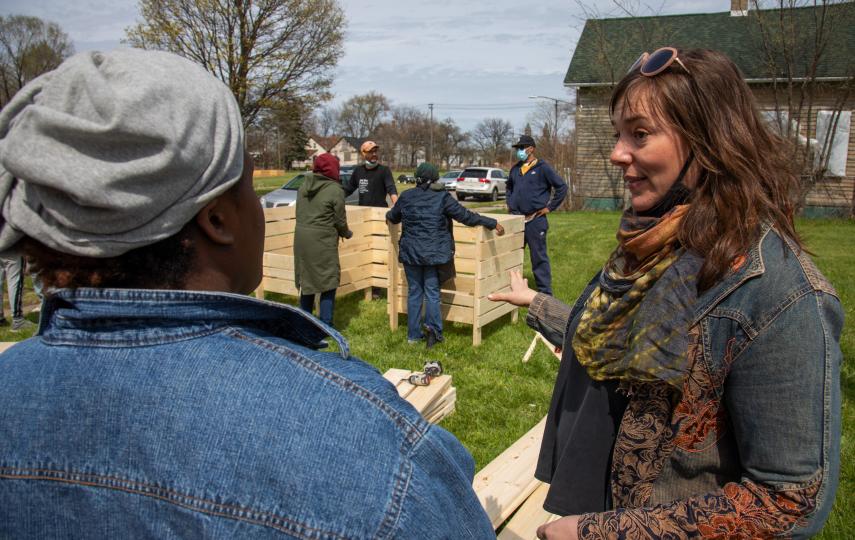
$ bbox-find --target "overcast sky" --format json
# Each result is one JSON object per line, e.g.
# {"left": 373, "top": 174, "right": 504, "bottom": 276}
{"left": 2, "top": 0, "right": 725, "bottom": 132}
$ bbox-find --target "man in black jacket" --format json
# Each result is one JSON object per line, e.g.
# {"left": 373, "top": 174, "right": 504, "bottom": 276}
{"left": 345, "top": 141, "right": 398, "bottom": 207}
{"left": 506, "top": 135, "right": 568, "bottom": 296}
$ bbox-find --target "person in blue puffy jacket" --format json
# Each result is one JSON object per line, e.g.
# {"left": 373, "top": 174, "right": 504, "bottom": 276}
{"left": 386, "top": 163, "right": 504, "bottom": 347}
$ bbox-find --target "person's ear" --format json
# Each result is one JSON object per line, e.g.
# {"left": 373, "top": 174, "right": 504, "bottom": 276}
{"left": 194, "top": 195, "right": 237, "bottom": 246}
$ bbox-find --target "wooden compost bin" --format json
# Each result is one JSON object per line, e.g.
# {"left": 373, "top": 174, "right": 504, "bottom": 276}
{"left": 256, "top": 205, "right": 525, "bottom": 345}
{"left": 385, "top": 210, "right": 526, "bottom": 346}
{"left": 255, "top": 205, "right": 382, "bottom": 301}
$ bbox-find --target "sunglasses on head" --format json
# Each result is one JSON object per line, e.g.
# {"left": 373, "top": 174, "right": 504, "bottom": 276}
{"left": 627, "top": 47, "right": 691, "bottom": 76}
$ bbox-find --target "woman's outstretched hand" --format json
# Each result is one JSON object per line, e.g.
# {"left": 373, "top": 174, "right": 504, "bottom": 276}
{"left": 494, "top": 223, "right": 505, "bottom": 236}
{"left": 536, "top": 515, "right": 579, "bottom": 540}
{"left": 487, "top": 269, "right": 537, "bottom": 307}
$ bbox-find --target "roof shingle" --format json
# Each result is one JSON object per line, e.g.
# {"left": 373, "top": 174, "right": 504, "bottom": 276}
{"left": 565, "top": 3, "right": 855, "bottom": 86}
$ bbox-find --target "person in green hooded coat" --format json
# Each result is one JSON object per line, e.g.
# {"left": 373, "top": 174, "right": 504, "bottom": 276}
{"left": 294, "top": 153, "right": 352, "bottom": 328}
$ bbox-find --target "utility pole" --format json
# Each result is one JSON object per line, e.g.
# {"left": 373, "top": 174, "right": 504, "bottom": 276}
{"left": 274, "top": 126, "right": 281, "bottom": 170}
{"left": 428, "top": 103, "right": 434, "bottom": 164}
{"left": 528, "top": 95, "right": 571, "bottom": 140}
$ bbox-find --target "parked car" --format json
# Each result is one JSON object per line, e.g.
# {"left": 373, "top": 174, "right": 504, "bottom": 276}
{"left": 438, "top": 170, "right": 461, "bottom": 191}
{"left": 397, "top": 173, "right": 416, "bottom": 184}
{"left": 259, "top": 173, "right": 358, "bottom": 208}
{"left": 455, "top": 167, "right": 507, "bottom": 201}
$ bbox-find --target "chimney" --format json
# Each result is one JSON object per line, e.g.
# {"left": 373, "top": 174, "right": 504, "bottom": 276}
{"left": 731, "top": 0, "right": 749, "bottom": 16}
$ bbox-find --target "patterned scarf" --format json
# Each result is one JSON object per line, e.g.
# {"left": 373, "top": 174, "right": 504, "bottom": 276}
{"left": 572, "top": 204, "right": 702, "bottom": 392}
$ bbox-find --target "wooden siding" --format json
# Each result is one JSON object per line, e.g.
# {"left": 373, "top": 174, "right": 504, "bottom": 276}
{"left": 574, "top": 83, "right": 854, "bottom": 214}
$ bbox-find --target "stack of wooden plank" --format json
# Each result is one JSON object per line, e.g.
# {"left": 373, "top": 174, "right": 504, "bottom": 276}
{"left": 382, "top": 368, "right": 456, "bottom": 424}
{"left": 472, "top": 415, "right": 561, "bottom": 538}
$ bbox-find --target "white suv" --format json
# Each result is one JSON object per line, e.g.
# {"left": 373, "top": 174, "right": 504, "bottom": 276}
{"left": 455, "top": 167, "right": 507, "bottom": 201}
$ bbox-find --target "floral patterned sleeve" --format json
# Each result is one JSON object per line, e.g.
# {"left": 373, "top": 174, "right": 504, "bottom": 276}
{"left": 577, "top": 476, "right": 821, "bottom": 539}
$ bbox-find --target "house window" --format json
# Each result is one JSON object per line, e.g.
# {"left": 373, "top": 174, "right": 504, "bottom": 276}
{"left": 816, "top": 110, "right": 851, "bottom": 177}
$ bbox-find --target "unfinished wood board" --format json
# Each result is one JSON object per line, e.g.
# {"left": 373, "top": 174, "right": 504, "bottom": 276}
{"left": 407, "top": 375, "right": 452, "bottom": 413}
{"left": 423, "top": 387, "right": 457, "bottom": 423}
{"left": 474, "top": 416, "right": 546, "bottom": 528}
{"left": 263, "top": 206, "right": 295, "bottom": 221}
{"left": 264, "top": 234, "right": 294, "bottom": 251}
{"left": 262, "top": 277, "right": 299, "bottom": 296}
{"left": 496, "top": 482, "right": 561, "bottom": 540}
{"left": 263, "top": 252, "right": 293, "bottom": 270}
{"left": 382, "top": 369, "right": 455, "bottom": 423}
{"left": 0, "top": 342, "right": 16, "bottom": 353}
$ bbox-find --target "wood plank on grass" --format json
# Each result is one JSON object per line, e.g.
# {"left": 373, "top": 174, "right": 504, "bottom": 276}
{"left": 474, "top": 416, "right": 547, "bottom": 528}
{"left": 406, "top": 374, "right": 452, "bottom": 413}
{"left": 423, "top": 387, "right": 456, "bottom": 422}
{"left": 496, "top": 482, "right": 560, "bottom": 540}
{"left": 382, "top": 369, "right": 418, "bottom": 399}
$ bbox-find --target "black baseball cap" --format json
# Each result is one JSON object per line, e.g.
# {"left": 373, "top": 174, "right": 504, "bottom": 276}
{"left": 512, "top": 134, "right": 536, "bottom": 148}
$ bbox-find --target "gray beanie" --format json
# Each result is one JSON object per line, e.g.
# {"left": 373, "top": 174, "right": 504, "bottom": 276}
{"left": 0, "top": 48, "right": 245, "bottom": 257}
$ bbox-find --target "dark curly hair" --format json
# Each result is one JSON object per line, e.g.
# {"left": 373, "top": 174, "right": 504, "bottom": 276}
{"left": 20, "top": 221, "right": 197, "bottom": 291}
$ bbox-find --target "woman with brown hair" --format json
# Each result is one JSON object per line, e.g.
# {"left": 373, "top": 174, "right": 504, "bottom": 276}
{"left": 490, "top": 48, "right": 842, "bottom": 539}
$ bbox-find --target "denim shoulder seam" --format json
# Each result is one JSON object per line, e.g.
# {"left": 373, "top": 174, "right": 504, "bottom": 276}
{"left": 730, "top": 286, "right": 817, "bottom": 364}
{"left": 228, "top": 328, "right": 427, "bottom": 448}
{"left": 373, "top": 454, "right": 413, "bottom": 539}
{"left": 780, "top": 231, "right": 839, "bottom": 299}
{"left": 0, "top": 467, "right": 347, "bottom": 539}
{"left": 804, "top": 291, "right": 837, "bottom": 536}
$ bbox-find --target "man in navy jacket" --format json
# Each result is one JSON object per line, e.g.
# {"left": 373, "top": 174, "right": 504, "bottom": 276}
{"left": 506, "top": 135, "right": 568, "bottom": 295}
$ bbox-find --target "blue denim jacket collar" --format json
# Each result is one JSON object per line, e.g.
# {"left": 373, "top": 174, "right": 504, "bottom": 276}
{"left": 38, "top": 288, "right": 350, "bottom": 358}
{"left": 691, "top": 224, "right": 771, "bottom": 326}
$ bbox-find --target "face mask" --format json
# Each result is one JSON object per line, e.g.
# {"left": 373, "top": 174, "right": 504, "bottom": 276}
{"left": 516, "top": 149, "right": 528, "bottom": 161}
{"left": 364, "top": 159, "right": 378, "bottom": 169}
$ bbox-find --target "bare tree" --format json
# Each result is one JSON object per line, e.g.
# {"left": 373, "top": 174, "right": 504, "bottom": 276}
{"left": 313, "top": 105, "right": 340, "bottom": 137}
{"left": 470, "top": 118, "right": 514, "bottom": 166}
{"left": 0, "top": 15, "right": 73, "bottom": 109}
{"left": 337, "top": 91, "right": 390, "bottom": 138}
{"left": 749, "top": 0, "right": 855, "bottom": 210}
{"left": 375, "top": 105, "right": 429, "bottom": 168}
{"left": 125, "top": 0, "right": 345, "bottom": 127}
{"left": 434, "top": 118, "right": 469, "bottom": 168}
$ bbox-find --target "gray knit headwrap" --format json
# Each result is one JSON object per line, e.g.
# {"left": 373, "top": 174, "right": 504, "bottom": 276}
{"left": 0, "top": 48, "right": 244, "bottom": 257}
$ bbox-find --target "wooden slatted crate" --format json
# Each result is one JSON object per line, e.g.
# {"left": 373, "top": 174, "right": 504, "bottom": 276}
{"left": 256, "top": 205, "right": 525, "bottom": 345}
{"left": 385, "top": 209, "right": 526, "bottom": 345}
{"left": 255, "top": 205, "right": 379, "bottom": 300}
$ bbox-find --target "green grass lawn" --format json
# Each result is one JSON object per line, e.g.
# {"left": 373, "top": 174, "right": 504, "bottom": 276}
{"left": 2, "top": 211, "right": 851, "bottom": 534}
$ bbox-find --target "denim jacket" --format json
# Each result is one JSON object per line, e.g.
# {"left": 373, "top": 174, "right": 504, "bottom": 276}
{"left": 529, "top": 226, "right": 843, "bottom": 538}
{"left": 0, "top": 289, "right": 494, "bottom": 539}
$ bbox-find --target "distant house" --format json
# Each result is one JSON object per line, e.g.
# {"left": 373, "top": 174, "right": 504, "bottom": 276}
{"left": 328, "top": 137, "right": 366, "bottom": 166}
{"left": 565, "top": 0, "right": 854, "bottom": 216}
{"left": 291, "top": 136, "right": 328, "bottom": 169}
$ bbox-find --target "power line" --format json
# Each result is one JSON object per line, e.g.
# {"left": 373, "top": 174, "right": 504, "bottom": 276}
{"left": 431, "top": 102, "right": 538, "bottom": 111}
